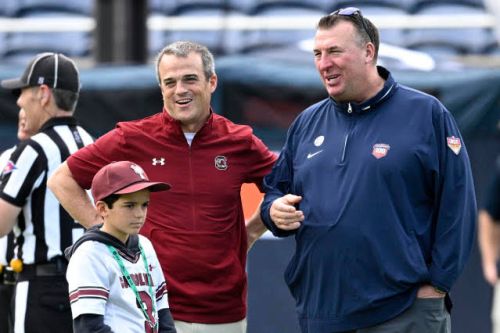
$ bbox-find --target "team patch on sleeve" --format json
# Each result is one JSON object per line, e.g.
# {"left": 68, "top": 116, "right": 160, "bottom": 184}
{"left": 1, "top": 160, "right": 16, "bottom": 176}
{"left": 446, "top": 136, "right": 461, "bottom": 155}
{"left": 69, "top": 286, "right": 109, "bottom": 304}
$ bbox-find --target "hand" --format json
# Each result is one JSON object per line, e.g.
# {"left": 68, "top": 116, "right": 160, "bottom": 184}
{"left": 270, "top": 194, "right": 304, "bottom": 231}
{"left": 482, "top": 261, "right": 498, "bottom": 286}
{"left": 416, "top": 284, "right": 446, "bottom": 298}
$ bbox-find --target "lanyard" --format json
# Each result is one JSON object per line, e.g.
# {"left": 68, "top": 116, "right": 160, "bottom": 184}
{"left": 107, "top": 243, "right": 157, "bottom": 329}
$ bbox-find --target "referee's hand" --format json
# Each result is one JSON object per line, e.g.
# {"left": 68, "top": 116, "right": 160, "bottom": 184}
{"left": 270, "top": 194, "right": 304, "bottom": 230}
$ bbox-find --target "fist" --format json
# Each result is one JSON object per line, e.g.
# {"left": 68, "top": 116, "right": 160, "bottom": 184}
{"left": 270, "top": 194, "right": 304, "bottom": 230}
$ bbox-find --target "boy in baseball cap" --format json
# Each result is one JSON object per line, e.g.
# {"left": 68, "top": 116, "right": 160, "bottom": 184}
{"left": 65, "top": 161, "right": 176, "bottom": 333}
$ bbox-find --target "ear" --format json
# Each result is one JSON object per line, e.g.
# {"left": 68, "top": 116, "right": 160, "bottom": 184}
{"left": 38, "top": 85, "right": 51, "bottom": 105}
{"left": 95, "top": 201, "right": 109, "bottom": 218}
{"left": 209, "top": 74, "right": 217, "bottom": 93}
{"left": 365, "top": 42, "right": 376, "bottom": 64}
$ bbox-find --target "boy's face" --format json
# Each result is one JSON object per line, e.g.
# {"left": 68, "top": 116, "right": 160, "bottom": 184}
{"left": 97, "top": 189, "right": 151, "bottom": 243}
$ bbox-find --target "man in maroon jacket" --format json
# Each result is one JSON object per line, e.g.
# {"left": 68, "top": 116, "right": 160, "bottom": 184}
{"left": 48, "top": 41, "right": 276, "bottom": 333}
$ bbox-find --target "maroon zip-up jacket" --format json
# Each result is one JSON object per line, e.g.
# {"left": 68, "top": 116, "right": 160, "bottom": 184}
{"left": 67, "top": 109, "right": 276, "bottom": 323}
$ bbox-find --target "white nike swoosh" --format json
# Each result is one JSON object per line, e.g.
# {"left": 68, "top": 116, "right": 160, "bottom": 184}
{"left": 307, "top": 150, "right": 323, "bottom": 159}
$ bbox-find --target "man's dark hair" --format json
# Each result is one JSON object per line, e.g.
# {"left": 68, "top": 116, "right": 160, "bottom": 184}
{"left": 317, "top": 10, "right": 380, "bottom": 61}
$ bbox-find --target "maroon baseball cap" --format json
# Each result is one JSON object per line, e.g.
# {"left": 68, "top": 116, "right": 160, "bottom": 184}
{"left": 91, "top": 161, "right": 171, "bottom": 203}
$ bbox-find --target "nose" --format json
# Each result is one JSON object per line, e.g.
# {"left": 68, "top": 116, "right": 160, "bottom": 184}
{"left": 134, "top": 206, "right": 147, "bottom": 219}
{"left": 174, "top": 82, "right": 188, "bottom": 95}
{"left": 316, "top": 54, "right": 332, "bottom": 72}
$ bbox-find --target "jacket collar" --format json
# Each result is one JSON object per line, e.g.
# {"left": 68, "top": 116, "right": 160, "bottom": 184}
{"left": 330, "top": 66, "right": 397, "bottom": 115}
{"left": 39, "top": 116, "right": 79, "bottom": 132}
{"left": 161, "top": 108, "right": 214, "bottom": 136}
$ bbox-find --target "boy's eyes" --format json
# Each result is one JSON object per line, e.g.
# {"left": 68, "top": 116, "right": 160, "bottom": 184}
{"left": 122, "top": 202, "right": 149, "bottom": 208}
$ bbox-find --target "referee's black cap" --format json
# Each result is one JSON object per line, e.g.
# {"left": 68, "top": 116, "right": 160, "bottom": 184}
{"left": 1, "top": 52, "right": 80, "bottom": 95}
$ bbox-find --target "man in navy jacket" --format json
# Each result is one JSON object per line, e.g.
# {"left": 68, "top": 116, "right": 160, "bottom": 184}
{"left": 261, "top": 7, "right": 476, "bottom": 333}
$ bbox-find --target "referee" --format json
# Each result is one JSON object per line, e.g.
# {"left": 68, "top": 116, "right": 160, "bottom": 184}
{"left": 0, "top": 109, "right": 34, "bottom": 333}
{"left": 0, "top": 53, "right": 94, "bottom": 333}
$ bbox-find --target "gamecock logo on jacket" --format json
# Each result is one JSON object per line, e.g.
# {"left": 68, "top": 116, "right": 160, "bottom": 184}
{"left": 214, "top": 155, "right": 228, "bottom": 171}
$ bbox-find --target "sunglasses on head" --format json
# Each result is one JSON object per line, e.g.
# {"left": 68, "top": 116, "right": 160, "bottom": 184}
{"left": 329, "top": 7, "right": 373, "bottom": 43}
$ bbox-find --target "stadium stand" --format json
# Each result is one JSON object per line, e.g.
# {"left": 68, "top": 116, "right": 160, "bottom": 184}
{"left": 11, "top": 0, "right": 94, "bottom": 16}
{"left": 330, "top": 0, "right": 407, "bottom": 12}
{"left": 242, "top": 3, "right": 322, "bottom": 54}
{"left": 164, "top": 5, "right": 247, "bottom": 55}
{"left": 3, "top": 10, "right": 92, "bottom": 65}
{"left": 329, "top": 2, "right": 409, "bottom": 47}
{"left": 405, "top": 2, "right": 497, "bottom": 58}
{"left": 0, "top": 0, "right": 497, "bottom": 66}
{"left": 407, "top": 0, "right": 487, "bottom": 13}
{"left": 148, "top": 0, "right": 178, "bottom": 15}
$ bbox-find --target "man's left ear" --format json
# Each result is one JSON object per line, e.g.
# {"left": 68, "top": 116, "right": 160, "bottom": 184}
{"left": 210, "top": 74, "right": 218, "bottom": 93}
{"left": 364, "top": 43, "right": 374, "bottom": 63}
{"left": 38, "top": 85, "right": 51, "bottom": 104}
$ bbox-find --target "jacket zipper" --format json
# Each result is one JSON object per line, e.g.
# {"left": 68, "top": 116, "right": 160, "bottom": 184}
{"left": 341, "top": 103, "right": 353, "bottom": 163}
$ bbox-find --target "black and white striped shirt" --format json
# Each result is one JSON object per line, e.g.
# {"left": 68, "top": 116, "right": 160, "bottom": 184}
{"left": 0, "top": 117, "right": 94, "bottom": 265}
{"left": 0, "top": 147, "right": 16, "bottom": 266}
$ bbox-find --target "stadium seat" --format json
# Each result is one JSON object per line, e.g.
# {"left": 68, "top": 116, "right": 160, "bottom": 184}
{"left": 406, "top": 3, "right": 497, "bottom": 55}
{"left": 250, "top": 0, "right": 326, "bottom": 12}
{"left": 0, "top": 0, "right": 16, "bottom": 16}
{"left": 163, "top": 6, "right": 247, "bottom": 55}
{"left": 333, "top": 4, "right": 409, "bottom": 47}
{"left": 12, "top": 0, "right": 94, "bottom": 16}
{"left": 173, "top": 0, "right": 233, "bottom": 12}
{"left": 243, "top": 4, "right": 323, "bottom": 53}
{"left": 408, "top": 0, "right": 486, "bottom": 13}
{"left": 148, "top": 19, "right": 172, "bottom": 57}
{"left": 328, "top": 0, "right": 408, "bottom": 13}
{"left": 3, "top": 11, "right": 92, "bottom": 63}
{"left": 148, "top": 0, "right": 179, "bottom": 15}
{"left": 227, "top": 0, "right": 258, "bottom": 13}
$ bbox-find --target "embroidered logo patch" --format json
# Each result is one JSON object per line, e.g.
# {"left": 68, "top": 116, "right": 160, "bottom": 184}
{"left": 447, "top": 136, "right": 461, "bottom": 155}
{"left": 372, "top": 144, "right": 390, "bottom": 159}
{"left": 2, "top": 160, "right": 16, "bottom": 176}
{"left": 314, "top": 136, "right": 324, "bottom": 147}
{"left": 214, "top": 155, "right": 228, "bottom": 171}
{"left": 130, "top": 164, "right": 146, "bottom": 179}
{"left": 152, "top": 157, "right": 165, "bottom": 166}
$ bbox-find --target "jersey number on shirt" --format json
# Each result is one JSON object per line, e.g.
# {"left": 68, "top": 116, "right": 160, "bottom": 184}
{"left": 136, "top": 291, "right": 157, "bottom": 333}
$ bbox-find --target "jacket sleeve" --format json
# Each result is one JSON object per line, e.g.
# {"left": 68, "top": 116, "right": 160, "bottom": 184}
{"left": 242, "top": 133, "right": 278, "bottom": 191}
{"left": 429, "top": 105, "right": 477, "bottom": 292}
{"left": 73, "top": 314, "right": 114, "bottom": 333}
{"left": 260, "top": 120, "right": 300, "bottom": 238}
{"left": 158, "top": 309, "right": 177, "bottom": 333}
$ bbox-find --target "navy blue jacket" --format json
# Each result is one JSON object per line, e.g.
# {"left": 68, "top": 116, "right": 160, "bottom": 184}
{"left": 261, "top": 67, "right": 477, "bottom": 332}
